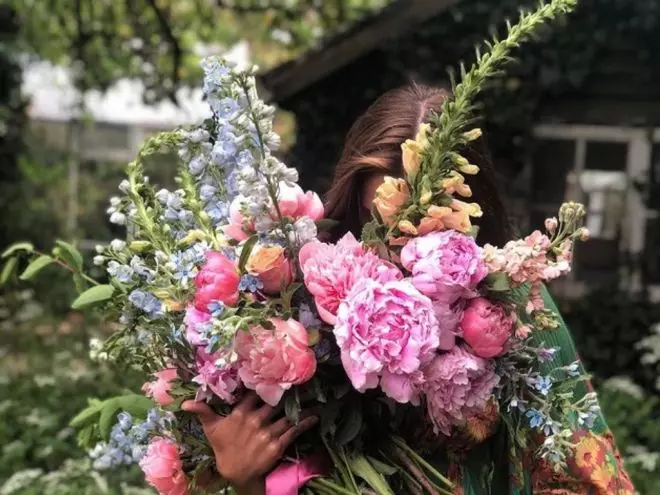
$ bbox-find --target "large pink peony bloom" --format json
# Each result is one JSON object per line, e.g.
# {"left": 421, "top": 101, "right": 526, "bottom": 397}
{"left": 461, "top": 297, "right": 514, "bottom": 358}
{"left": 139, "top": 438, "right": 189, "bottom": 495}
{"left": 401, "top": 230, "right": 488, "bottom": 304}
{"left": 194, "top": 251, "right": 240, "bottom": 311}
{"left": 423, "top": 346, "right": 500, "bottom": 435}
{"left": 142, "top": 368, "right": 178, "bottom": 406}
{"left": 299, "top": 233, "right": 402, "bottom": 324}
{"left": 192, "top": 348, "right": 241, "bottom": 404}
{"left": 183, "top": 305, "right": 211, "bottom": 346}
{"left": 224, "top": 183, "right": 324, "bottom": 242}
{"left": 335, "top": 278, "right": 441, "bottom": 404}
{"left": 235, "top": 318, "right": 316, "bottom": 406}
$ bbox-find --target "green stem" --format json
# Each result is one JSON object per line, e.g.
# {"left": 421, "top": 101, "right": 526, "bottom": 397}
{"left": 34, "top": 249, "right": 100, "bottom": 286}
{"left": 307, "top": 478, "right": 358, "bottom": 495}
{"left": 391, "top": 437, "right": 454, "bottom": 489}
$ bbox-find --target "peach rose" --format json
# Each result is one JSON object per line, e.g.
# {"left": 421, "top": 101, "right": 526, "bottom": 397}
{"left": 373, "top": 176, "right": 410, "bottom": 227}
{"left": 139, "top": 438, "right": 189, "bottom": 495}
{"left": 245, "top": 244, "right": 293, "bottom": 294}
{"left": 142, "top": 368, "right": 177, "bottom": 406}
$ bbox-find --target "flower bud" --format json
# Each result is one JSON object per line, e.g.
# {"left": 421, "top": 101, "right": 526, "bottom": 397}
{"left": 129, "top": 241, "right": 152, "bottom": 252}
{"left": 463, "top": 128, "right": 483, "bottom": 141}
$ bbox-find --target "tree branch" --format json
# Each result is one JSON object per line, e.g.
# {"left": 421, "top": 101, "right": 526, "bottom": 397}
{"left": 145, "top": 0, "right": 181, "bottom": 104}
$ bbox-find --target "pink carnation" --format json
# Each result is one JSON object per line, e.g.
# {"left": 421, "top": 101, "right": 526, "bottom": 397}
{"left": 224, "top": 183, "right": 324, "bottom": 241}
{"left": 401, "top": 231, "right": 488, "bottom": 304}
{"left": 139, "top": 438, "right": 189, "bottom": 495}
{"left": 235, "top": 318, "right": 316, "bottom": 406}
{"left": 335, "top": 278, "right": 441, "bottom": 404}
{"left": 142, "top": 368, "right": 178, "bottom": 406}
{"left": 192, "top": 348, "right": 240, "bottom": 404}
{"left": 194, "top": 251, "right": 240, "bottom": 311}
{"left": 299, "top": 233, "right": 402, "bottom": 324}
{"left": 461, "top": 298, "right": 514, "bottom": 358}
{"left": 423, "top": 346, "right": 500, "bottom": 435}
{"left": 183, "top": 305, "right": 211, "bottom": 346}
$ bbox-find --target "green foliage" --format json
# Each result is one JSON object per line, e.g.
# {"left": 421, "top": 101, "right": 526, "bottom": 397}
{"left": 0, "top": 290, "right": 146, "bottom": 491}
{"left": 71, "top": 285, "right": 114, "bottom": 310}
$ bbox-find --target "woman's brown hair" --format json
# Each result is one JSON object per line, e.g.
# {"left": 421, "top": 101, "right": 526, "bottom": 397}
{"left": 324, "top": 83, "right": 513, "bottom": 247}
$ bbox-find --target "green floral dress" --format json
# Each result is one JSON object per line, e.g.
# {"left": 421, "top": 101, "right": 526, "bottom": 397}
{"left": 422, "top": 288, "right": 635, "bottom": 495}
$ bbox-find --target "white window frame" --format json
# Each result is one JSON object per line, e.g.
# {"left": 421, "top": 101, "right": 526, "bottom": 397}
{"left": 533, "top": 124, "right": 658, "bottom": 297}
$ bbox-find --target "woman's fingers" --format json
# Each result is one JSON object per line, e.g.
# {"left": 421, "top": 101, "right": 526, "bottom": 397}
{"left": 267, "top": 416, "right": 291, "bottom": 437}
{"left": 234, "top": 391, "right": 260, "bottom": 414}
{"left": 277, "top": 415, "right": 319, "bottom": 449}
{"left": 181, "top": 400, "right": 217, "bottom": 425}
{"left": 254, "top": 402, "right": 276, "bottom": 423}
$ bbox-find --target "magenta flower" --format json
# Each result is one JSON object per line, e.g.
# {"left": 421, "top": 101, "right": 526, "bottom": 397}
{"left": 461, "top": 297, "right": 514, "bottom": 358}
{"left": 299, "top": 233, "right": 402, "bottom": 324}
{"left": 192, "top": 348, "right": 240, "bottom": 404}
{"left": 235, "top": 318, "right": 316, "bottom": 406}
{"left": 401, "top": 231, "right": 488, "bottom": 304}
{"left": 194, "top": 251, "right": 240, "bottom": 310}
{"left": 335, "top": 278, "right": 440, "bottom": 404}
{"left": 422, "top": 346, "right": 500, "bottom": 435}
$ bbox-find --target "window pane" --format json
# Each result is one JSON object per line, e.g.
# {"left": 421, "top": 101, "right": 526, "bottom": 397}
{"left": 531, "top": 139, "right": 575, "bottom": 203}
{"left": 574, "top": 239, "right": 620, "bottom": 283}
{"left": 585, "top": 141, "right": 628, "bottom": 171}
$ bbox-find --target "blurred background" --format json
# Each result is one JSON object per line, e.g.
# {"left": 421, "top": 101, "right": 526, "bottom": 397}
{"left": 1, "top": 0, "right": 660, "bottom": 493}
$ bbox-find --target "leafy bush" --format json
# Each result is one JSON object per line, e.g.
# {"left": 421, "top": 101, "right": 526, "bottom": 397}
{"left": 0, "top": 290, "right": 150, "bottom": 494}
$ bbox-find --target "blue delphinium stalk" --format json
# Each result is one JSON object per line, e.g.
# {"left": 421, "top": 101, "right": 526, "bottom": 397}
{"left": 128, "top": 290, "right": 164, "bottom": 319}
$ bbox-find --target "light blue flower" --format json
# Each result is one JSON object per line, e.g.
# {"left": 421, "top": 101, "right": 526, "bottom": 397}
{"left": 525, "top": 408, "right": 546, "bottom": 429}
{"left": 212, "top": 97, "right": 241, "bottom": 121}
{"left": 299, "top": 303, "right": 321, "bottom": 329}
{"left": 189, "top": 155, "right": 207, "bottom": 175}
{"left": 236, "top": 149, "right": 254, "bottom": 169}
{"left": 239, "top": 274, "right": 264, "bottom": 293}
{"left": 211, "top": 137, "right": 238, "bottom": 168}
{"left": 530, "top": 375, "right": 553, "bottom": 396}
{"left": 130, "top": 256, "right": 155, "bottom": 282}
{"left": 205, "top": 201, "right": 230, "bottom": 223}
{"left": 536, "top": 346, "right": 558, "bottom": 362}
{"left": 507, "top": 396, "right": 527, "bottom": 413}
{"left": 107, "top": 261, "right": 134, "bottom": 284}
{"left": 117, "top": 412, "right": 133, "bottom": 431}
{"left": 199, "top": 184, "right": 217, "bottom": 201}
{"left": 565, "top": 362, "right": 581, "bottom": 377}
{"left": 128, "top": 290, "right": 164, "bottom": 318}
{"left": 206, "top": 301, "right": 225, "bottom": 317}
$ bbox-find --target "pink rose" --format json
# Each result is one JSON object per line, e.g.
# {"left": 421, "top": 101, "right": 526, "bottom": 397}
{"left": 223, "top": 184, "right": 324, "bottom": 242}
{"left": 183, "top": 305, "right": 211, "bottom": 346}
{"left": 401, "top": 230, "right": 488, "bottom": 304}
{"left": 235, "top": 318, "right": 316, "bottom": 406}
{"left": 139, "top": 438, "right": 189, "bottom": 495}
{"left": 461, "top": 298, "right": 514, "bottom": 358}
{"left": 194, "top": 251, "right": 240, "bottom": 311}
{"left": 277, "top": 182, "right": 324, "bottom": 221}
{"left": 142, "top": 368, "right": 178, "bottom": 406}
{"left": 335, "top": 278, "right": 441, "bottom": 404}
{"left": 192, "top": 348, "right": 241, "bottom": 404}
{"left": 299, "top": 233, "right": 402, "bottom": 324}
{"left": 266, "top": 453, "right": 330, "bottom": 495}
{"left": 423, "top": 346, "right": 500, "bottom": 435}
{"left": 245, "top": 244, "right": 292, "bottom": 294}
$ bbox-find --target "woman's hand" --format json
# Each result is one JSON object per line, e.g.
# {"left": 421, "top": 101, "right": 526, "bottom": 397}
{"left": 182, "top": 392, "right": 319, "bottom": 495}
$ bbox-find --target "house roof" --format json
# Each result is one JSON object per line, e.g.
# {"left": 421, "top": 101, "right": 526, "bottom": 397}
{"left": 259, "top": 0, "right": 460, "bottom": 103}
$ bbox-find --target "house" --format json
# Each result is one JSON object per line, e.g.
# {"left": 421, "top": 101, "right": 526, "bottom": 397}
{"left": 259, "top": 0, "right": 660, "bottom": 299}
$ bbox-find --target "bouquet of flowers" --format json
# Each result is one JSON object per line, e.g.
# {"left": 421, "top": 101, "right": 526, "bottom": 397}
{"left": 1, "top": 0, "right": 591, "bottom": 493}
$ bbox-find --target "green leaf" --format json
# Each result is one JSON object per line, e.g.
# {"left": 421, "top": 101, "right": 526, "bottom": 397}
{"left": 71, "top": 284, "right": 114, "bottom": 310}
{"left": 54, "top": 239, "right": 84, "bottom": 271}
{"left": 336, "top": 401, "right": 362, "bottom": 445}
{"left": 238, "top": 234, "right": 259, "bottom": 273}
{"left": 19, "top": 255, "right": 54, "bottom": 280}
{"left": 98, "top": 399, "right": 121, "bottom": 440}
{"left": 315, "top": 218, "right": 339, "bottom": 232}
{"left": 367, "top": 457, "right": 397, "bottom": 476}
{"left": 70, "top": 399, "right": 105, "bottom": 428}
{"left": 1, "top": 242, "right": 34, "bottom": 258}
{"left": 484, "top": 273, "right": 511, "bottom": 292}
{"left": 0, "top": 257, "right": 18, "bottom": 286}
{"left": 73, "top": 273, "right": 86, "bottom": 293}
{"left": 349, "top": 455, "right": 396, "bottom": 495}
{"left": 281, "top": 283, "right": 301, "bottom": 311}
{"left": 116, "top": 394, "right": 154, "bottom": 419}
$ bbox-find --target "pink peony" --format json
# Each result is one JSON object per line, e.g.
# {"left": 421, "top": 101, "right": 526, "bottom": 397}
{"left": 423, "top": 346, "right": 500, "bottom": 435}
{"left": 194, "top": 251, "right": 240, "bottom": 311}
{"left": 401, "top": 230, "right": 488, "bottom": 304}
{"left": 334, "top": 278, "right": 441, "bottom": 404}
{"left": 461, "top": 297, "right": 514, "bottom": 358}
{"left": 235, "top": 318, "right": 316, "bottom": 406}
{"left": 299, "top": 233, "right": 403, "bottom": 324}
{"left": 183, "top": 305, "right": 211, "bottom": 346}
{"left": 245, "top": 244, "right": 292, "bottom": 294}
{"left": 139, "top": 438, "right": 189, "bottom": 495}
{"left": 192, "top": 348, "right": 240, "bottom": 404}
{"left": 433, "top": 301, "right": 464, "bottom": 351}
{"left": 223, "top": 184, "right": 324, "bottom": 242}
{"left": 142, "top": 368, "right": 178, "bottom": 406}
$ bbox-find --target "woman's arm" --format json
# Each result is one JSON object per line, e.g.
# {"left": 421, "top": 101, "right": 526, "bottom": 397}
{"left": 523, "top": 288, "right": 636, "bottom": 494}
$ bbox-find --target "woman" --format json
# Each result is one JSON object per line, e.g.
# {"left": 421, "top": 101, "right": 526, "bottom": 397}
{"left": 185, "top": 84, "right": 634, "bottom": 494}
